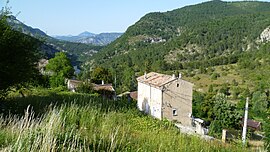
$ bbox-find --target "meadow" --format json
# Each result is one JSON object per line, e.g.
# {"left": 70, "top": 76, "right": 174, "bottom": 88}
{"left": 0, "top": 90, "right": 249, "bottom": 151}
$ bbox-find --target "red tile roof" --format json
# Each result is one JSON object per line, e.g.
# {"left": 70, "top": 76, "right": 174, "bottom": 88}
{"left": 137, "top": 72, "right": 177, "bottom": 87}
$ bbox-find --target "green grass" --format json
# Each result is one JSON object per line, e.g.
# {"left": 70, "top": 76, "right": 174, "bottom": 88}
{"left": 0, "top": 91, "right": 249, "bottom": 151}
{"left": 181, "top": 64, "right": 245, "bottom": 92}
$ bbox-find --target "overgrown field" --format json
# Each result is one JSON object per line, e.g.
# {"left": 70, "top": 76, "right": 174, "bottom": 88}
{"left": 0, "top": 91, "right": 248, "bottom": 151}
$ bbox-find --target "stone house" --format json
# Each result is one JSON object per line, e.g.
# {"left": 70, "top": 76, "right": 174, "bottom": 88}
{"left": 66, "top": 79, "right": 115, "bottom": 98}
{"left": 67, "top": 79, "right": 82, "bottom": 92}
{"left": 137, "top": 72, "right": 193, "bottom": 127}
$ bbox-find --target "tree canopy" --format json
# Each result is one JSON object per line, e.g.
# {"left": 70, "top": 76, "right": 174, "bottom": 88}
{"left": 0, "top": 15, "right": 40, "bottom": 97}
{"left": 46, "top": 52, "right": 74, "bottom": 87}
{"left": 91, "top": 67, "right": 112, "bottom": 84}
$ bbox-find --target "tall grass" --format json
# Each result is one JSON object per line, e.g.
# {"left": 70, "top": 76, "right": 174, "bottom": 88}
{"left": 0, "top": 92, "right": 249, "bottom": 151}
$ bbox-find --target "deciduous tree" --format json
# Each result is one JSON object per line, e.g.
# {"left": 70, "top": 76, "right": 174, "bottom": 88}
{"left": 46, "top": 52, "right": 74, "bottom": 87}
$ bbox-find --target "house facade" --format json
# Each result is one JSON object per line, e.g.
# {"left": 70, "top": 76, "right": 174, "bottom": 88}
{"left": 137, "top": 72, "right": 193, "bottom": 127}
{"left": 67, "top": 79, "right": 82, "bottom": 92}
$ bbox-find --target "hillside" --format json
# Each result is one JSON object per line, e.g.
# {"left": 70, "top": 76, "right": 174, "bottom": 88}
{"left": 87, "top": 0, "right": 270, "bottom": 94}
{"left": 54, "top": 32, "right": 122, "bottom": 46}
{"left": 7, "top": 16, "right": 103, "bottom": 64}
{"left": 0, "top": 91, "right": 246, "bottom": 151}
{"left": 91, "top": 0, "right": 270, "bottom": 72}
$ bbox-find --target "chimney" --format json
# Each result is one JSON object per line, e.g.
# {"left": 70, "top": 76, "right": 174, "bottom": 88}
{"left": 144, "top": 72, "right": 147, "bottom": 80}
{"left": 172, "top": 74, "right": 176, "bottom": 79}
{"left": 179, "top": 73, "right": 182, "bottom": 79}
{"left": 102, "top": 80, "right": 104, "bottom": 85}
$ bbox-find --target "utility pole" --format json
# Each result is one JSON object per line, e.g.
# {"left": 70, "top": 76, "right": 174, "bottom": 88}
{"left": 242, "top": 97, "right": 249, "bottom": 146}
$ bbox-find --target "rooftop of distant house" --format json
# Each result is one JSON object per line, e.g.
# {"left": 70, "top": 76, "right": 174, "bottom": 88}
{"left": 242, "top": 118, "right": 261, "bottom": 130}
{"left": 93, "top": 83, "right": 115, "bottom": 92}
{"left": 68, "top": 79, "right": 83, "bottom": 85}
{"left": 67, "top": 79, "right": 115, "bottom": 92}
{"left": 137, "top": 72, "right": 192, "bottom": 88}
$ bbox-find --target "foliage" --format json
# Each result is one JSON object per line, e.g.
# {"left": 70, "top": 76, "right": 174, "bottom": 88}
{"left": 90, "top": 1, "right": 270, "bottom": 91}
{"left": 219, "top": 83, "right": 230, "bottom": 96}
{"left": 47, "top": 40, "right": 103, "bottom": 64}
{"left": 250, "top": 91, "right": 268, "bottom": 118}
{"left": 192, "top": 91, "right": 214, "bottom": 121}
{"left": 91, "top": 67, "right": 112, "bottom": 84}
{"left": 209, "top": 94, "right": 241, "bottom": 137}
{"left": 193, "top": 92, "right": 242, "bottom": 137}
{"left": 46, "top": 52, "right": 74, "bottom": 87}
{"left": 0, "top": 14, "right": 41, "bottom": 98}
{"left": 0, "top": 91, "right": 247, "bottom": 151}
{"left": 264, "top": 109, "right": 270, "bottom": 151}
{"left": 211, "top": 73, "right": 220, "bottom": 80}
{"left": 76, "top": 82, "right": 93, "bottom": 94}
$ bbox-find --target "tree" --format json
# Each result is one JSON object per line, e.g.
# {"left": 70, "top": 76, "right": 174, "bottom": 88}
{"left": 122, "top": 66, "right": 136, "bottom": 91}
{"left": 91, "top": 67, "right": 112, "bottom": 84}
{"left": 46, "top": 52, "right": 74, "bottom": 87}
{"left": 251, "top": 91, "right": 268, "bottom": 118}
{"left": 264, "top": 108, "right": 270, "bottom": 151}
{"left": 0, "top": 15, "right": 40, "bottom": 98}
{"left": 209, "top": 93, "right": 241, "bottom": 137}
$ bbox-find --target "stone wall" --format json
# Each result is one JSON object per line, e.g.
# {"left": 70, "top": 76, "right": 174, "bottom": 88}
{"left": 162, "top": 79, "right": 193, "bottom": 126}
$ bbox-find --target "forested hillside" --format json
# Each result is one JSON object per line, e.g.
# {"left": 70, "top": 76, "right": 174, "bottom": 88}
{"left": 88, "top": 2, "right": 270, "bottom": 142}
{"left": 91, "top": 1, "right": 270, "bottom": 79}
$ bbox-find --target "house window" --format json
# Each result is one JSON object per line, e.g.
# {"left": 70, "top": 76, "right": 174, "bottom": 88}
{"left": 177, "top": 83, "right": 179, "bottom": 87}
{"left": 172, "top": 109, "right": 177, "bottom": 116}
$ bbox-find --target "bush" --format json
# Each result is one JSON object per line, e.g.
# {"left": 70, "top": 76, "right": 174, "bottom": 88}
{"left": 211, "top": 73, "right": 220, "bottom": 80}
{"left": 76, "top": 83, "right": 93, "bottom": 94}
{"left": 194, "top": 76, "right": 201, "bottom": 80}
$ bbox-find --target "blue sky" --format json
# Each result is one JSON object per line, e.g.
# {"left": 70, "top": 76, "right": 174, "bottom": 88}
{"left": 1, "top": 0, "right": 269, "bottom": 36}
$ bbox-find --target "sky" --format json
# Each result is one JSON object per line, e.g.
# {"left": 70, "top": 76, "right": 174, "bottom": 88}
{"left": 1, "top": 0, "right": 269, "bottom": 36}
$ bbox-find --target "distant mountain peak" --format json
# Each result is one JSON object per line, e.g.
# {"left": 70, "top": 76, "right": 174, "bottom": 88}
{"left": 78, "top": 31, "right": 96, "bottom": 37}
{"left": 54, "top": 32, "right": 123, "bottom": 46}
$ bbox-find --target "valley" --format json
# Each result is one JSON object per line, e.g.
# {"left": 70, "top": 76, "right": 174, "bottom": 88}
{"left": 1, "top": 0, "right": 270, "bottom": 151}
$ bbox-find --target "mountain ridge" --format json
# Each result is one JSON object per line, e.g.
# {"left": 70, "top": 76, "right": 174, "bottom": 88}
{"left": 7, "top": 16, "right": 103, "bottom": 64}
{"left": 54, "top": 32, "right": 123, "bottom": 46}
{"left": 91, "top": 0, "right": 270, "bottom": 71}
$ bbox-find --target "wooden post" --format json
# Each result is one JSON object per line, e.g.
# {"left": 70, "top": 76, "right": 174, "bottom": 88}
{"left": 222, "top": 129, "right": 227, "bottom": 143}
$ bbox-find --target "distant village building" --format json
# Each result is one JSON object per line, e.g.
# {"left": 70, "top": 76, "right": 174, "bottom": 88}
{"left": 137, "top": 72, "right": 193, "bottom": 127}
{"left": 38, "top": 59, "right": 49, "bottom": 75}
{"left": 67, "top": 79, "right": 82, "bottom": 92}
{"left": 66, "top": 79, "right": 115, "bottom": 98}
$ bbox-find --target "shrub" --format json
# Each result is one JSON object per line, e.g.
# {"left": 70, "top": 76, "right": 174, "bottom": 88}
{"left": 211, "top": 73, "right": 220, "bottom": 80}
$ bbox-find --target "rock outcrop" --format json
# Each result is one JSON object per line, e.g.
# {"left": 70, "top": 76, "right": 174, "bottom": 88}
{"left": 260, "top": 26, "right": 270, "bottom": 42}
